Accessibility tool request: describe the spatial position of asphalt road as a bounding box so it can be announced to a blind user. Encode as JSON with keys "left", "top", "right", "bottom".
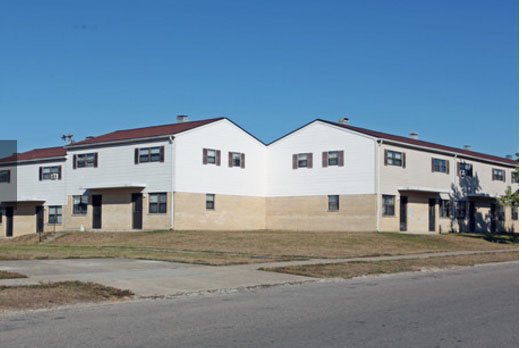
{"left": 0, "top": 262, "right": 518, "bottom": 348}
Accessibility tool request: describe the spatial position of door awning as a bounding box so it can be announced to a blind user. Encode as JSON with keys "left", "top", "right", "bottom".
{"left": 80, "top": 183, "right": 146, "bottom": 190}
{"left": 467, "top": 193, "right": 498, "bottom": 201}
{"left": 397, "top": 187, "right": 451, "bottom": 195}
{"left": 0, "top": 198, "right": 46, "bottom": 205}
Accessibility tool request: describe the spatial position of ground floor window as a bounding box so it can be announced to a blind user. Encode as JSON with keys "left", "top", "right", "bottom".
{"left": 48, "top": 206, "right": 62, "bottom": 224}
{"left": 206, "top": 194, "right": 215, "bottom": 210}
{"left": 328, "top": 195, "right": 339, "bottom": 211}
{"left": 382, "top": 195, "right": 395, "bottom": 216}
{"left": 497, "top": 205, "right": 505, "bottom": 221}
{"left": 149, "top": 193, "right": 167, "bottom": 214}
{"left": 456, "top": 201, "right": 467, "bottom": 219}
{"left": 512, "top": 206, "right": 518, "bottom": 220}
{"left": 439, "top": 199, "right": 451, "bottom": 218}
{"left": 73, "top": 195, "right": 88, "bottom": 215}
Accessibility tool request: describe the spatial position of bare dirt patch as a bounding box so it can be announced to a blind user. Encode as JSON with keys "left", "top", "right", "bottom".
{"left": 264, "top": 251, "right": 519, "bottom": 279}
{"left": 0, "top": 281, "right": 133, "bottom": 311}
{"left": 0, "top": 271, "right": 27, "bottom": 279}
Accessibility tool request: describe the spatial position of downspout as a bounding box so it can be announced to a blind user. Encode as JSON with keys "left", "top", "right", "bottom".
{"left": 375, "top": 139, "right": 383, "bottom": 232}
{"left": 169, "top": 136, "right": 175, "bottom": 230}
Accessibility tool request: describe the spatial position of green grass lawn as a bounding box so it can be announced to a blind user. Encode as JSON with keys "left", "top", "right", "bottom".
{"left": 0, "top": 230, "right": 517, "bottom": 265}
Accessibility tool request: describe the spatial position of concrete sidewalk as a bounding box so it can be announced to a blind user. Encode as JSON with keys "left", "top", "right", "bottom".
{"left": 0, "top": 249, "right": 516, "bottom": 297}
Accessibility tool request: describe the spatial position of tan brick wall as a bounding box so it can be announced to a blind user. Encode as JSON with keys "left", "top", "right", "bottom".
{"left": 64, "top": 190, "right": 171, "bottom": 232}
{"left": 1, "top": 203, "right": 66, "bottom": 238}
{"left": 380, "top": 194, "right": 519, "bottom": 234}
{"left": 174, "top": 192, "right": 266, "bottom": 230}
{"left": 143, "top": 192, "right": 171, "bottom": 231}
{"left": 63, "top": 195, "right": 92, "bottom": 231}
{"left": 8, "top": 203, "right": 37, "bottom": 237}
{"left": 380, "top": 193, "right": 452, "bottom": 234}
{"left": 266, "top": 194, "right": 377, "bottom": 232}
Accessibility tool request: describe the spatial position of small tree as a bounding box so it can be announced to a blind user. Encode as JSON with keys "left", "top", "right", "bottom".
{"left": 500, "top": 154, "right": 518, "bottom": 239}
{"left": 500, "top": 154, "right": 519, "bottom": 208}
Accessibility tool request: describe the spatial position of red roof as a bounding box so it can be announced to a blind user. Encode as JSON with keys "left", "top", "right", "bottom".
{"left": 0, "top": 146, "right": 66, "bottom": 164}
{"left": 319, "top": 119, "right": 517, "bottom": 166}
{"left": 72, "top": 118, "right": 225, "bottom": 146}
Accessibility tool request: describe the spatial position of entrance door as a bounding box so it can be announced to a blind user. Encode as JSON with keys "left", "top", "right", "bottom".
{"left": 5, "top": 207, "right": 13, "bottom": 237}
{"left": 36, "top": 206, "right": 44, "bottom": 233}
{"left": 400, "top": 196, "right": 408, "bottom": 232}
{"left": 92, "top": 195, "right": 102, "bottom": 229}
{"left": 468, "top": 202, "right": 476, "bottom": 232}
{"left": 132, "top": 193, "right": 143, "bottom": 230}
{"left": 428, "top": 198, "right": 436, "bottom": 232}
{"left": 490, "top": 203, "right": 497, "bottom": 233}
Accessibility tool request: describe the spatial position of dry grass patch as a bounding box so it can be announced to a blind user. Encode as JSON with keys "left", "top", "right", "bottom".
{"left": 0, "top": 281, "right": 133, "bottom": 311}
{"left": 265, "top": 251, "right": 519, "bottom": 279}
{"left": 0, "top": 231, "right": 516, "bottom": 265}
{"left": 0, "top": 271, "right": 27, "bottom": 279}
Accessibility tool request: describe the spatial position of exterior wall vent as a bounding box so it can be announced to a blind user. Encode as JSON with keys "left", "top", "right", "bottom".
{"left": 176, "top": 115, "right": 189, "bottom": 123}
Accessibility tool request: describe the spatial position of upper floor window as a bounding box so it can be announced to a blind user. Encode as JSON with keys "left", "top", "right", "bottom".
{"left": 149, "top": 193, "right": 167, "bottom": 214}
{"left": 39, "top": 166, "right": 61, "bottom": 181}
{"left": 74, "top": 153, "right": 98, "bottom": 169}
{"left": 432, "top": 158, "right": 449, "bottom": 174}
{"left": 328, "top": 195, "right": 339, "bottom": 211}
{"left": 512, "top": 171, "right": 519, "bottom": 184}
{"left": 73, "top": 195, "right": 88, "bottom": 215}
{"left": 384, "top": 150, "right": 405, "bottom": 167}
{"left": 458, "top": 163, "right": 473, "bottom": 177}
{"left": 292, "top": 153, "right": 313, "bottom": 169}
{"left": 322, "top": 151, "right": 344, "bottom": 167}
{"left": 228, "top": 152, "right": 245, "bottom": 168}
{"left": 48, "top": 206, "right": 63, "bottom": 224}
{"left": 492, "top": 168, "right": 506, "bottom": 182}
{"left": 135, "top": 146, "right": 164, "bottom": 164}
{"left": 0, "top": 170, "right": 10, "bottom": 183}
{"left": 203, "top": 148, "right": 221, "bottom": 166}
{"left": 382, "top": 195, "right": 395, "bottom": 216}
{"left": 439, "top": 199, "right": 451, "bottom": 218}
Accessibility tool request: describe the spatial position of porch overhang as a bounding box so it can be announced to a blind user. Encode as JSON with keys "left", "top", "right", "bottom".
{"left": 79, "top": 183, "right": 146, "bottom": 191}
{"left": 397, "top": 187, "right": 451, "bottom": 195}
{"left": 466, "top": 193, "right": 499, "bottom": 202}
{"left": 0, "top": 198, "right": 46, "bottom": 206}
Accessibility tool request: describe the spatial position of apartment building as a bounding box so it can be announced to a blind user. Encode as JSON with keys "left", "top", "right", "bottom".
{"left": 0, "top": 117, "right": 518, "bottom": 236}
{"left": 0, "top": 147, "right": 67, "bottom": 237}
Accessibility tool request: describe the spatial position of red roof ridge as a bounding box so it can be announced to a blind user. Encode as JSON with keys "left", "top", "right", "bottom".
{"left": 0, "top": 146, "right": 66, "bottom": 163}
{"left": 71, "top": 117, "right": 226, "bottom": 146}
{"left": 318, "top": 119, "right": 517, "bottom": 166}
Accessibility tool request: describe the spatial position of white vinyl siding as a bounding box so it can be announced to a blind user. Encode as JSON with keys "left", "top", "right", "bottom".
{"left": 267, "top": 122, "right": 375, "bottom": 196}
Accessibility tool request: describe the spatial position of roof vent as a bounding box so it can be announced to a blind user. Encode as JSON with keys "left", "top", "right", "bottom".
{"left": 463, "top": 145, "right": 471, "bottom": 151}
{"left": 506, "top": 155, "right": 513, "bottom": 159}
{"left": 176, "top": 115, "right": 189, "bottom": 123}
{"left": 409, "top": 132, "right": 419, "bottom": 140}
{"left": 86, "top": 136, "right": 94, "bottom": 140}
{"left": 61, "top": 134, "right": 74, "bottom": 145}
{"left": 338, "top": 117, "right": 349, "bottom": 124}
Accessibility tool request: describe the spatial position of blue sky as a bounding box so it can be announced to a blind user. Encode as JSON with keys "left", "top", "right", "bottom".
{"left": 0, "top": 0, "right": 518, "bottom": 156}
